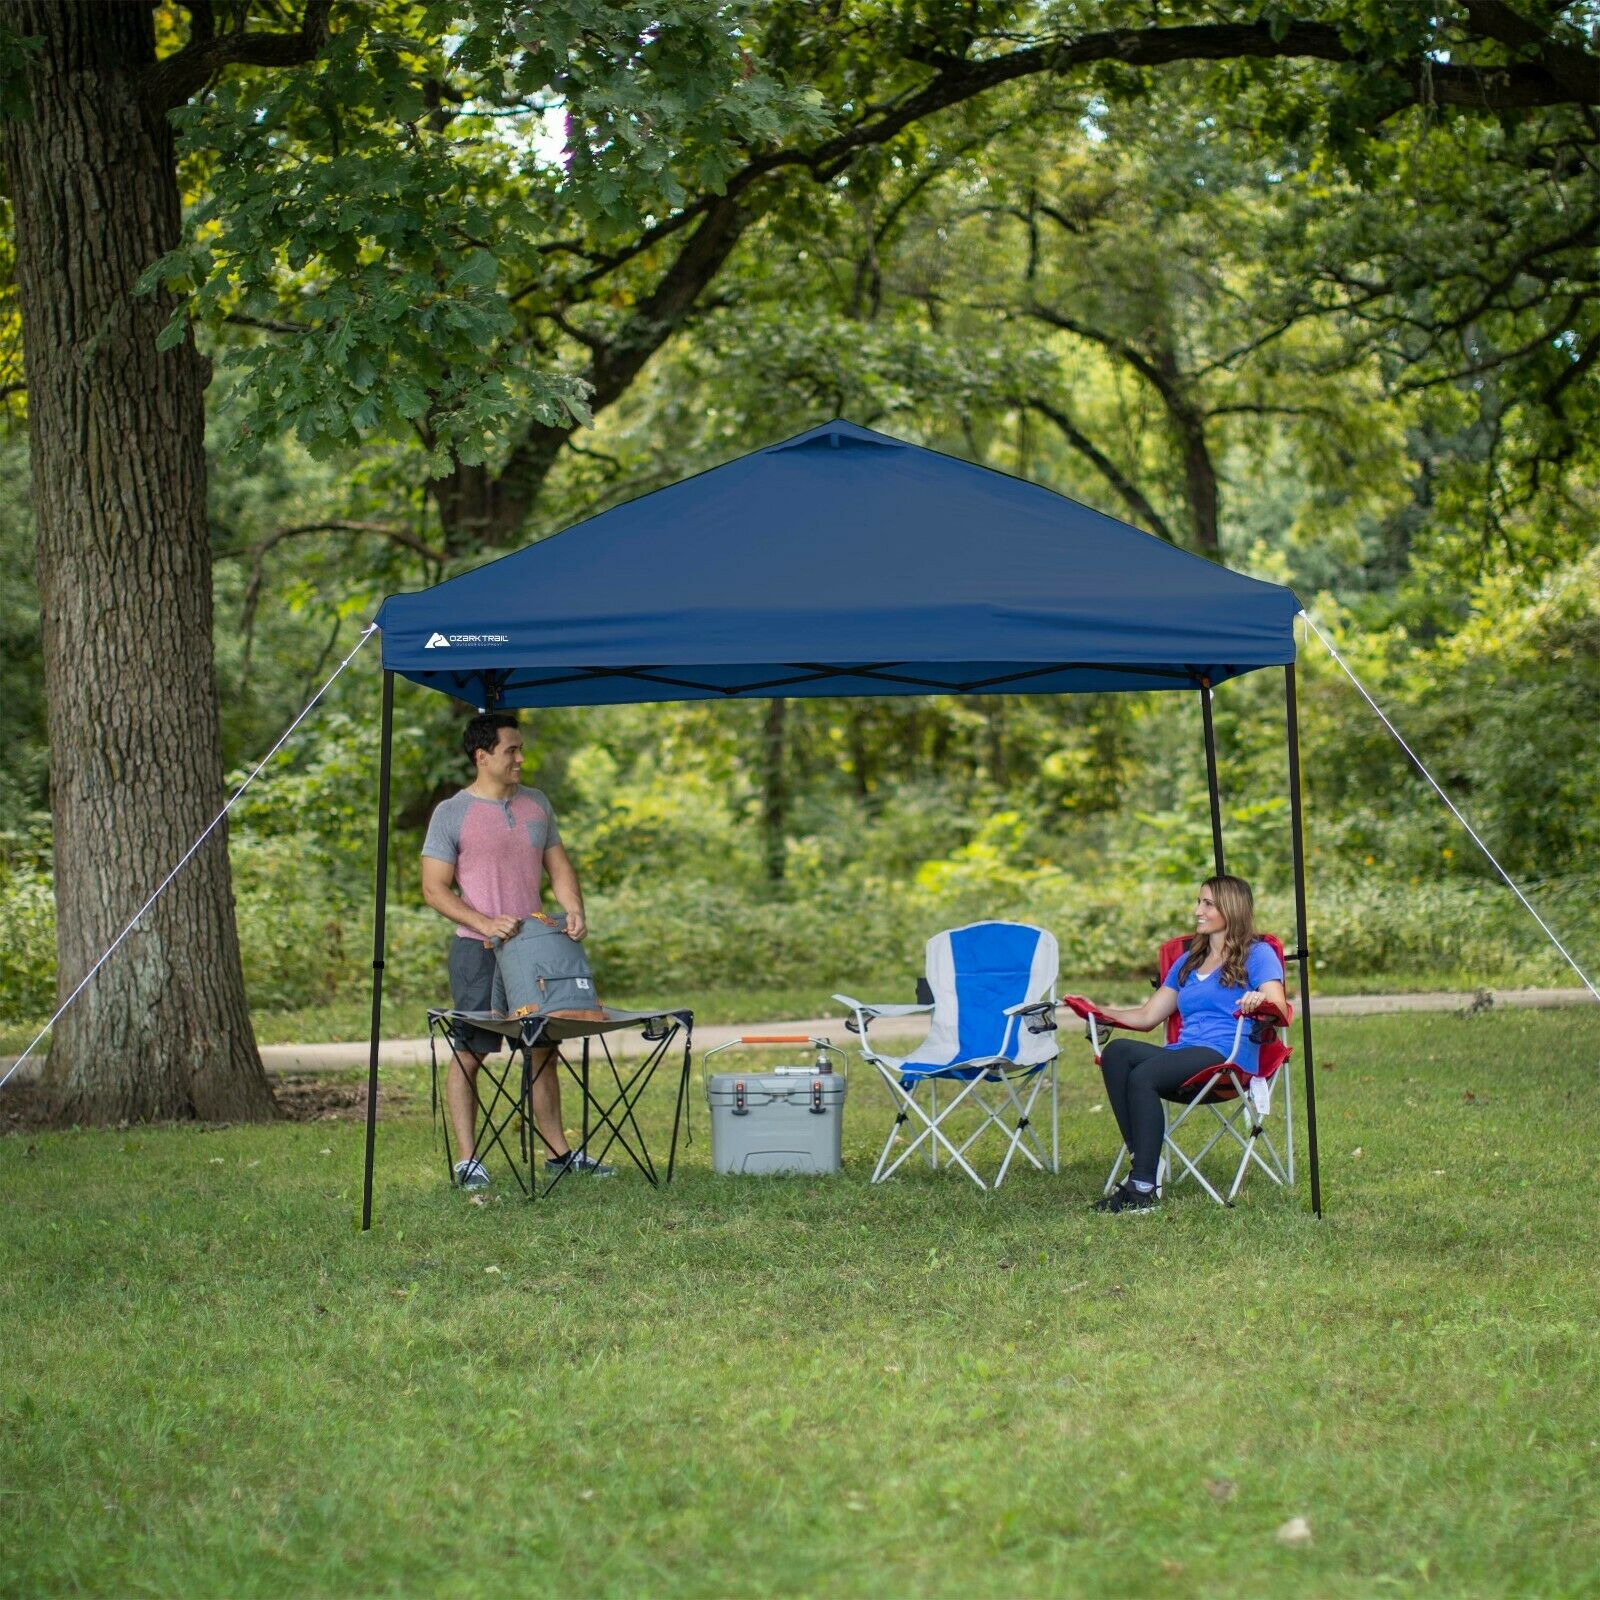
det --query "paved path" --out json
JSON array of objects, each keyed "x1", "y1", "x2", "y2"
[{"x1": 3, "y1": 987, "x2": 1591, "y2": 1082}]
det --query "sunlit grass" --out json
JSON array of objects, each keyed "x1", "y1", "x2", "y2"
[{"x1": 3, "y1": 1010, "x2": 1598, "y2": 1596}]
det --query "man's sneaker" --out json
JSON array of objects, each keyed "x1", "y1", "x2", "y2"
[
  {"x1": 545, "y1": 1149, "x2": 616, "y2": 1179},
  {"x1": 1093, "y1": 1178, "x2": 1159, "y2": 1213},
  {"x1": 454, "y1": 1158, "x2": 490, "y2": 1191}
]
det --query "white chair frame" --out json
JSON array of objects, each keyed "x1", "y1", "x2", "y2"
[
  {"x1": 1086, "y1": 1008, "x2": 1295, "y2": 1207},
  {"x1": 837, "y1": 931, "x2": 1060, "y2": 1193}
]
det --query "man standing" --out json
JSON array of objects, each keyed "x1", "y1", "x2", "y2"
[{"x1": 421, "y1": 712, "x2": 613, "y2": 1188}]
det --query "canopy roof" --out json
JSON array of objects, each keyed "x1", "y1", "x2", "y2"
[{"x1": 376, "y1": 420, "x2": 1302, "y2": 708}]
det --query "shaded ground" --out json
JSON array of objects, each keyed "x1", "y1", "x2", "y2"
[{"x1": 0, "y1": 1073, "x2": 411, "y2": 1134}]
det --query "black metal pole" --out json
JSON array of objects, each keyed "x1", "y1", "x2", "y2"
[
  {"x1": 361, "y1": 669, "x2": 395, "y2": 1232},
  {"x1": 1200, "y1": 678, "x2": 1225, "y2": 877},
  {"x1": 1284, "y1": 662, "x2": 1322, "y2": 1217}
]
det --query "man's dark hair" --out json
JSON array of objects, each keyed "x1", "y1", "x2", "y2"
[{"x1": 463, "y1": 712, "x2": 519, "y2": 768}]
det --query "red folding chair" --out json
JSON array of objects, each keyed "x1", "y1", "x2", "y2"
[{"x1": 1062, "y1": 933, "x2": 1295, "y2": 1206}]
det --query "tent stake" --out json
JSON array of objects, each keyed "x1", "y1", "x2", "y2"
[
  {"x1": 361, "y1": 669, "x2": 395, "y2": 1232},
  {"x1": 1284, "y1": 663, "x2": 1322, "y2": 1217}
]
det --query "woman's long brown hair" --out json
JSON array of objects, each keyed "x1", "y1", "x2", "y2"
[{"x1": 1176, "y1": 875, "x2": 1258, "y2": 990}]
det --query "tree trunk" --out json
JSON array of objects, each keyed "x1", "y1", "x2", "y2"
[
  {"x1": 1174, "y1": 403, "x2": 1221, "y2": 556},
  {"x1": 846, "y1": 704, "x2": 872, "y2": 799},
  {"x1": 984, "y1": 696, "x2": 1008, "y2": 788},
  {"x1": 2, "y1": 2, "x2": 276, "y2": 1123},
  {"x1": 433, "y1": 202, "x2": 751, "y2": 553},
  {"x1": 761, "y1": 697, "x2": 788, "y2": 886},
  {"x1": 1150, "y1": 349, "x2": 1220, "y2": 555}
]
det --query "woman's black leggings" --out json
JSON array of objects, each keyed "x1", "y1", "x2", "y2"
[{"x1": 1099, "y1": 1038, "x2": 1227, "y2": 1183}]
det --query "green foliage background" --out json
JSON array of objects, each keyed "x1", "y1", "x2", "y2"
[{"x1": 3, "y1": 1, "x2": 1598, "y2": 1029}]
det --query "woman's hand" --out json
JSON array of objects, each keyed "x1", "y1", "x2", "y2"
[{"x1": 1238, "y1": 981, "x2": 1289, "y2": 1018}]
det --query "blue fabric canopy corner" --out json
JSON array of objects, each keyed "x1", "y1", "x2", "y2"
[{"x1": 374, "y1": 419, "x2": 1302, "y2": 708}]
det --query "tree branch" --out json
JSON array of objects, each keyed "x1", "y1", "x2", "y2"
[
  {"x1": 230, "y1": 517, "x2": 443, "y2": 670},
  {"x1": 224, "y1": 311, "x2": 313, "y2": 336},
  {"x1": 1025, "y1": 302, "x2": 1178, "y2": 409},
  {"x1": 1544, "y1": 328, "x2": 1600, "y2": 408},
  {"x1": 1027, "y1": 398, "x2": 1176, "y2": 545},
  {"x1": 1461, "y1": 2, "x2": 1600, "y2": 105},
  {"x1": 516, "y1": 17, "x2": 1599, "y2": 311},
  {"x1": 542, "y1": 306, "x2": 610, "y2": 355},
  {"x1": 222, "y1": 519, "x2": 445, "y2": 567},
  {"x1": 183, "y1": 2, "x2": 215, "y2": 48},
  {"x1": 445, "y1": 199, "x2": 752, "y2": 548},
  {"x1": 144, "y1": 0, "x2": 333, "y2": 112}
]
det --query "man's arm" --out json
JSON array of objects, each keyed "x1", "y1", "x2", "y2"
[
  {"x1": 420, "y1": 856, "x2": 519, "y2": 942},
  {"x1": 544, "y1": 843, "x2": 586, "y2": 941}
]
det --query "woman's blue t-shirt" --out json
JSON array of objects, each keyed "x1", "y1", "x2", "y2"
[{"x1": 1161, "y1": 940, "x2": 1285, "y2": 1072}]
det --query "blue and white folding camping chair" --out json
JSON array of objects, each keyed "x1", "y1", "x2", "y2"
[{"x1": 834, "y1": 921, "x2": 1060, "y2": 1190}]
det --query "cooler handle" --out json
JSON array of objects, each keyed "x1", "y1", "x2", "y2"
[{"x1": 701, "y1": 1034, "x2": 849, "y2": 1092}]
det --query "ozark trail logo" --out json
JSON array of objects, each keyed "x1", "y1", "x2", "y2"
[{"x1": 423, "y1": 631, "x2": 509, "y2": 649}]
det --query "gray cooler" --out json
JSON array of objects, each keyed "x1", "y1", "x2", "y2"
[{"x1": 703, "y1": 1038, "x2": 847, "y2": 1175}]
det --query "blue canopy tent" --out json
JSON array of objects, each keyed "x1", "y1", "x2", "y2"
[{"x1": 364, "y1": 420, "x2": 1322, "y2": 1220}]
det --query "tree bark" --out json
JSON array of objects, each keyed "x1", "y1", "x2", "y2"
[
  {"x1": 761, "y1": 697, "x2": 788, "y2": 886},
  {"x1": 2, "y1": 1, "x2": 276, "y2": 1123},
  {"x1": 433, "y1": 200, "x2": 751, "y2": 552},
  {"x1": 1148, "y1": 347, "x2": 1221, "y2": 556}
]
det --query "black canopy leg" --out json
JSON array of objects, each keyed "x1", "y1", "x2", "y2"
[{"x1": 361, "y1": 670, "x2": 394, "y2": 1233}]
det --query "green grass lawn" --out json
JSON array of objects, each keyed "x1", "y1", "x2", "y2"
[{"x1": 3, "y1": 1010, "x2": 1598, "y2": 1598}]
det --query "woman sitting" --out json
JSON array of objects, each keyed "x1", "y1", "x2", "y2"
[{"x1": 1082, "y1": 874, "x2": 1287, "y2": 1213}]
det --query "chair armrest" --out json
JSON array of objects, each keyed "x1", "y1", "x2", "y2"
[
  {"x1": 1232, "y1": 1000, "x2": 1293, "y2": 1028},
  {"x1": 831, "y1": 995, "x2": 932, "y2": 1040},
  {"x1": 1060, "y1": 996, "x2": 1143, "y2": 1030},
  {"x1": 1223, "y1": 1000, "x2": 1293, "y2": 1067},
  {"x1": 1005, "y1": 998, "x2": 1059, "y2": 1034},
  {"x1": 833, "y1": 999, "x2": 935, "y2": 1018}
]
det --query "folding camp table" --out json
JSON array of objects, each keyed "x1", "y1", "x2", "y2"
[{"x1": 426, "y1": 1006, "x2": 693, "y2": 1199}]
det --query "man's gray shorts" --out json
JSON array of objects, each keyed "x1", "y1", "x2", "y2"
[{"x1": 445, "y1": 937, "x2": 506, "y2": 1057}]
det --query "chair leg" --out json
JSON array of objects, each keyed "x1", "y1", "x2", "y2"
[
  {"x1": 871, "y1": 1064, "x2": 913, "y2": 1184},
  {"x1": 872, "y1": 1067, "x2": 990, "y2": 1189},
  {"x1": 948, "y1": 1077, "x2": 1046, "y2": 1186},
  {"x1": 1283, "y1": 1064, "x2": 1296, "y2": 1187},
  {"x1": 1051, "y1": 1061, "x2": 1059, "y2": 1175},
  {"x1": 1104, "y1": 1143, "x2": 1130, "y2": 1196},
  {"x1": 1231, "y1": 1123, "x2": 1290, "y2": 1200},
  {"x1": 876, "y1": 1062, "x2": 1056, "y2": 1191},
  {"x1": 1164, "y1": 1130, "x2": 1229, "y2": 1205},
  {"x1": 1162, "y1": 1084, "x2": 1235, "y2": 1206},
  {"x1": 990, "y1": 1070, "x2": 1052, "y2": 1187},
  {"x1": 1165, "y1": 1068, "x2": 1293, "y2": 1206}
]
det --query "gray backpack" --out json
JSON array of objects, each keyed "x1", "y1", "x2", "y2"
[{"x1": 491, "y1": 914, "x2": 605, "y2": 1020}]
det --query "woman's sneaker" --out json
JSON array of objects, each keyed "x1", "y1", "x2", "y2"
[
  {"x1": 544, "y1": 1149, "x2": 616, "y2": 1178},
  {"x1": 1093, "y1": 1178, "x2": 1159, "y2": 1213},
  {"x1": 454, "y1": 1158, "x2": 491, "y2": 1191}
]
